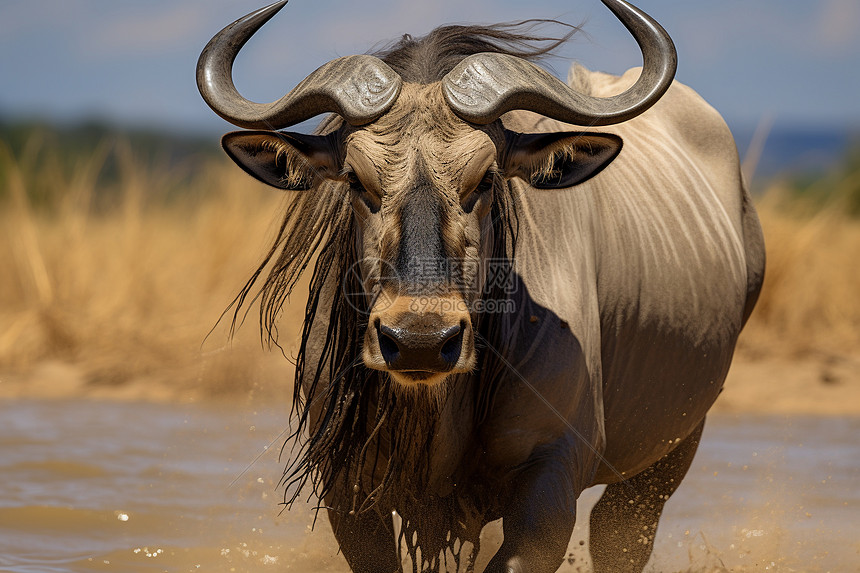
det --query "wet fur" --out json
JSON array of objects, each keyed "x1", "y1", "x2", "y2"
[{"x1": 228, "y1": 22, "x2": 582, "y2": 570}]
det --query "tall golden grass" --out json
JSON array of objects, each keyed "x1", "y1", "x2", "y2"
[
  {"x1": 738, "y1": 180, "x2": 860, "y2": 357},
  {"x1": 0, "y1": 135, "x2": 301, "y2": 399},
  {"x1": 1, "y1": 133, "x2": 858, "y2": 398}
]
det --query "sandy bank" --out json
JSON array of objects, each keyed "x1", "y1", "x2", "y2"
[{"x1": 2, "y1": 350, "x2": 857, "y2": 417}]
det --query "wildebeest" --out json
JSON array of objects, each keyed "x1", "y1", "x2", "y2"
[{"x1": 197, "y1": 0, "x2": 765, "y2": 571}]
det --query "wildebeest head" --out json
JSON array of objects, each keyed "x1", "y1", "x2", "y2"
[{"x1": 197, "y1": 0, "x2": 675, "y2": 387}]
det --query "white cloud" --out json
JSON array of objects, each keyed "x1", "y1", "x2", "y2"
[
  {"x1": 673, "y1": 1, "x2": 860, "y2": 65},
  {"x1": 814, "y1": 0, "x2": 860, "y2": 53},
  {"x1": 315, "y1": 0, "x2": 500, "y2": 51},
  {"x1": 2, "y1": 0, "x2": 858, "y2": 129},
  {"x1": 81, "y1": 4, "x2": 209, "y2": 58},
  {"x1": 0, "y1": 0, "x2": 85, "y2": 43}
]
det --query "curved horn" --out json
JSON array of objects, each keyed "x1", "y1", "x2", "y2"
[
  {"x1": 441, "y1": 0, "x2": 676, "y2": 126},
  {"x1": 197, "y1": 1, "x2": 402, "y2": 129}
]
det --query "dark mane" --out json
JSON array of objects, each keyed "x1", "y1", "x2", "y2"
[
  {"x1": 375, "y1": 20, "x2": 579, "y2": 83},
  {"x1": 228, "y1": 20, "x2": 574, "y2": 568}
]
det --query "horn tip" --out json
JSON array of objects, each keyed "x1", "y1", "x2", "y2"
[{"x1": 256, "y1": 0, "x2": 289, "y2": 21}]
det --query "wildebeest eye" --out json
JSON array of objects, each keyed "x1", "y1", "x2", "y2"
[
  {"x1": 347, "y1": 173, "x2": 380, "y2": 214},
  {"x1": 462, "y1": 170, "x2": 495, "y2": 213}
]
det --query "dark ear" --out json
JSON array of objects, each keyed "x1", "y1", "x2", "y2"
[
  {"x1": 503, "y1": 130, "x2": 622, "y2": 189},
  {"x1": 221, "y1": 131, "x2": 340, "y2": 190}
]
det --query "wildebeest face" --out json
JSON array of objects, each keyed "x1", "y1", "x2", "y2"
[
  {"x1": 344, "y1": 85, "x2": 495, "y2": 385},
  {"x1": 221, "y1": 83, "x2": 622, "y2": 386},
  {"x1": 199, "y1": 0, "x2": 674, "y2": 387}
]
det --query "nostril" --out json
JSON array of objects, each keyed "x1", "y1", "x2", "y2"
[
  {"x1": 376, "y1": 318, "x2": 467, "y2": 372},
  {"x1": 439, "y1": 322, "x2": 464, "y2": 366},
  {"x1": 377, "y1": 323, "x2": 401, "y2": 365}
]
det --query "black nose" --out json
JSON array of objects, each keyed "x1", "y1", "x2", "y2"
[{"x1": 377, "y1": 320, "x2": 464, "y2": 372}]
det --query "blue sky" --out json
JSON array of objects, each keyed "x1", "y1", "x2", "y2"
[{"x1": 1, "y1": 0, "x2": 859, "y2": 135}]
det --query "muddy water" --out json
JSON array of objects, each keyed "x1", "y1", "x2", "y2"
[{"x1": 0, "y1": 400, "x2": 856, "y2": 573}]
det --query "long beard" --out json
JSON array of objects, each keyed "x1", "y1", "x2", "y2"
[{"x1": 368, "y1": 376, "x2": 484, "y2": 573}]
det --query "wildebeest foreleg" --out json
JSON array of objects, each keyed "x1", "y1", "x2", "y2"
[
  {"x1": 483, "y1": 437, "x2": 585, "y2": 573},
  {"x1": 589, "y1": 419, "x2": 705, "y2": 573},
  {"x1": 327, "y1": 502, "x2": 400, "y2": 573}
]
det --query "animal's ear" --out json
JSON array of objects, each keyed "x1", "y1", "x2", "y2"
[
  {"x1": 221, "y1": 131, "x2": 340, "y2": 190},
  {"x1": 503, "y1": 130, "x2": 622, "y2": 189}
]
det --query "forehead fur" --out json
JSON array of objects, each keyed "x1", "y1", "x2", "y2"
[{"x1": 345, "y1": 83, "x2": 497, "y2": 192}]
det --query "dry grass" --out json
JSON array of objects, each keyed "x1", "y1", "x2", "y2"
[
  {"x1": 0, "y1": 136, "x2": 301, "y2": 400},
  {"x1": 738, "y1": 182, "x2": 860, "y2": 358},
  {"x1": 1, "y1": 133, "x2": 858, "y2": 400}
]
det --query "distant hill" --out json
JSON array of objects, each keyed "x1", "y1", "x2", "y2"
[
  {"x1": 0, "y1": 116, "x2": 221, "y2": 174},
  {"x1": 0, "y1": 117, "x2": 225, "y2": 207},
  {"x1": 732, "y1": 124, "x2": 860, "y2": 183},
  {"x1": 3, "y1": 115, "x2": 858, "y2": 187}
]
